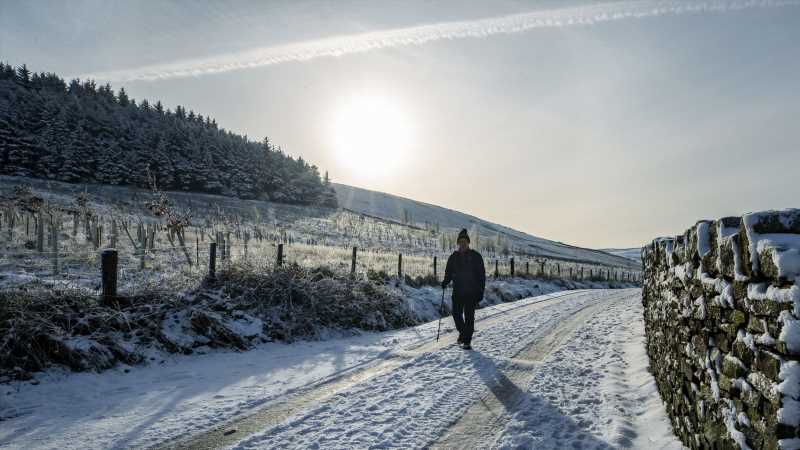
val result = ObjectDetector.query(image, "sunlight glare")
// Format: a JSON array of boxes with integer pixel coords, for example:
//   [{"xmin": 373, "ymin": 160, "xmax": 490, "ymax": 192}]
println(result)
[{"xmin": 331, "ymin": 93, "xmax": 414, "ymax": 179}]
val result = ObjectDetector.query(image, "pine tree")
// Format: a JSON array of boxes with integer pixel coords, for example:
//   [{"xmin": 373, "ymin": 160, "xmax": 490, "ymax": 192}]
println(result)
[
  {"xmin": 37, "ymin": 104, "xmax": 69, "ymax": 179},
  {"xmin": 15, "ymin": 64, "xmax": 31, "ymax": 87},
  {"xmin": 117, "ymin": 87, "xmax": 130, "ymax": 107},
  {"xmin": 150, "ymin": 138, "xmax": 175, "ymax": 187},
  {"xmin": 0, "ymin": 62, "xmax": 337, "ymax": 207}
]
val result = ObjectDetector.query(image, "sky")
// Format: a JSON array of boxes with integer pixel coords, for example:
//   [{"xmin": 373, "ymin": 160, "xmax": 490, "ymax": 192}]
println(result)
[{"xmin": 2, "ymin": 0, "xmax": 799, "ymax": 249}]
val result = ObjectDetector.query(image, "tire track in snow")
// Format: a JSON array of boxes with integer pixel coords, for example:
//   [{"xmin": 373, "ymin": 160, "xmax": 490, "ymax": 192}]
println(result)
[
  {"xmin": 157, "ymin": 289, "xmax": 605, "ymax": 450},
  {"xmin": 478, "ymin": 292, "xmax": 681, "ymax": 450},
  {"xmin": 220, "ymin": 290, "xmax": 633, "ymax": 449},
  {"xmin": 432, "ymin": 297, "xmax": 616, "ymax": 449}
]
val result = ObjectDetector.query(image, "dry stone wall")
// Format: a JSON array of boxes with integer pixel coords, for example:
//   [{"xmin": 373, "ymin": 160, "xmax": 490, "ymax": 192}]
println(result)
[{"xmin": 642, "ymin": 209, "xmax": 800, "ymax": 450}]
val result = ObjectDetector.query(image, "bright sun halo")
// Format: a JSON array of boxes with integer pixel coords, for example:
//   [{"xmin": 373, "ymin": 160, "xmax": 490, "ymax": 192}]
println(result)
[{"xmin": 331, "ymin": 94, "xmax": 413, "ymax": 179}]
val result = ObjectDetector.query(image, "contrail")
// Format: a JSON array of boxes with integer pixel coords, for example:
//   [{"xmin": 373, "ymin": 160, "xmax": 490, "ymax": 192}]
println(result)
[{"xmin": 78, "ymin": 0, "xmax": 799, "ymax": 82}]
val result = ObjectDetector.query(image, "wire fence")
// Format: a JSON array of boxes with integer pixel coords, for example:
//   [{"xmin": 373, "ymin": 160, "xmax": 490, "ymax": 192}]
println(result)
[
  {"xmin": 1, "ymin": 204, "xmax": 642, "ymax": 299},
  {"xmin": 2, "ymin": 241, "xmax": 641, "ymax": 300}
]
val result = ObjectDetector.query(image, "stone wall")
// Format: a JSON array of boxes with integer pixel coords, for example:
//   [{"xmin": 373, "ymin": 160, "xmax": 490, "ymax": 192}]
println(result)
[{"xmin": 642, "ymin": 209, "xmax": 800, "ymax": 450}]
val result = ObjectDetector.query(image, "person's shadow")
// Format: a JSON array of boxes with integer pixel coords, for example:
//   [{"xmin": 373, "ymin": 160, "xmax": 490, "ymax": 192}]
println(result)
[{"xmin": 460, "ymin": 350, "xmax": 626, "ymax": 450}]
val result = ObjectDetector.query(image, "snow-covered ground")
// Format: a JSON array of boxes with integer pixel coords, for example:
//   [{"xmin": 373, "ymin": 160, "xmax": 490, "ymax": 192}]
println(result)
[
  {"xmin": 0, "ymin": 289, "xmax": 680, "ymax": 450},
  {"xmin": 487, "ymin": 289, "xmax": 680, "ymax": 450}
]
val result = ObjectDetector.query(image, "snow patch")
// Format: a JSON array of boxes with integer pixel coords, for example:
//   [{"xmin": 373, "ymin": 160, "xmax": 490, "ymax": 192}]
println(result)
[
  {"xmin": 721, "ymin": 400, "xmax": 751, "ymax": 450},
  {"xmin": 697, "ymin": 221, "xmax": 711, "ymax": 257},
  {"xmin": 779, "ymin": 311, "xmax": 800, "ymax": 355}
]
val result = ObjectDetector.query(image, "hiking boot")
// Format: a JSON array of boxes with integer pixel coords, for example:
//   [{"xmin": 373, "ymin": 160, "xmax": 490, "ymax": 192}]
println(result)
[
  {"xmin": 462, "ymin": 343, "xmax": 472, "ymax": 350},
  {"xmin": 457, "ymin": 336, "xmax": 464, "ymax": 345}
]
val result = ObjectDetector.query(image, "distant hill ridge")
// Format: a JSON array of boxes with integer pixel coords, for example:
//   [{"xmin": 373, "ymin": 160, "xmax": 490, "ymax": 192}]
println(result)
[
  {"xmin": 333, "ymin": 183, "xmax": 641, "ymax": 269},
  {"xmin": 600, "ymin": 248, "xmax": 643, "ymax": 264}
]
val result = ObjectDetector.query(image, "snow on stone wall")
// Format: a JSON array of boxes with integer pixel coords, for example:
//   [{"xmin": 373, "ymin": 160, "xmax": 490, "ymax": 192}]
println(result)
[{"xmin": 642, "ymin": 209, "xmax": 800, "ymax": 450}]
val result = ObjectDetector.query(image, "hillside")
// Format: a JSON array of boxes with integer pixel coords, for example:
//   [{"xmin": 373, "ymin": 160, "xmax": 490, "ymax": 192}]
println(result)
[
  {"xmin": 0, "ymin": 61, "xmax": 637, "ymax": 270},
  {"xmin": 600, "ymin": 248, "xmax": 643, "ymax": 264},
  {"xmin": 334, "ymin": 183, "xmax": 640, "ymax": 269},
  {"xmin": 0, "ymin": 62, "xmax": 336, "ymax": 206}
]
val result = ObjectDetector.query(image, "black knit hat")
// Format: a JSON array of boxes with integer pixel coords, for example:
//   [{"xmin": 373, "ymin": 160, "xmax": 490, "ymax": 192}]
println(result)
[{"xmin": 457, "ymin": 228, "xmax": 470, "ymax": 243}]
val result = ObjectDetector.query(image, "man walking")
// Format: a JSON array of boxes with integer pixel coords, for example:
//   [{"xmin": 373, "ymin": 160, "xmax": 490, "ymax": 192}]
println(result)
[{"xmin": 442, "ymin": 228, "xmax": 486, "ymax": 350}]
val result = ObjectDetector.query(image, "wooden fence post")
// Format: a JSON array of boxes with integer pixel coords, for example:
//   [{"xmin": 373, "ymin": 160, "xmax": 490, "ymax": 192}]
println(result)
[
  {"xmin": 51, "ymin": 216, "xmax": 59, "ymax": 274},
  {"xmin": 433, "ymin": 256, "xmax": 438, "ymax": 280},
  {"xmin": 101, "ymin": 249, "xmax": 118, "ymax": 306},
  {"xmin": 139, "ymin": 229, "xmax": 146, "ymax": 270},
  {"xmin": 276, "ymin": 243, "xmax": 284, "ymax": 267},
  {"xmin": 494, "ymin": 260, "xmax": 499, "ymax": 278},
  {"xmin": 6, "ymin": 208, "xmax": 14, "ymax": 241},
  {"xmin": 510, "ymin": 257, "xmax": 515, "ymax": 277},
  {"xmin": 351, "ymin": 246, "xmax": 357, "ymax": 275},
  {"xmin": 37, "ymin": 212, "xmax": 44, "ymax": 253},
  {"xmin": 209, "ymin": 242, "xmax": 217, "ymax": 279},
  {"xmin": 398, "ymin": 253, "xmax": 403, "ymax": 278}
]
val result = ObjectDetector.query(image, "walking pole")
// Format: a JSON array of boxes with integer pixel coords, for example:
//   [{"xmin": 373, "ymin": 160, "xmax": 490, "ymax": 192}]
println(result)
[{"xmin": 436, "ymin": 287, "xmax": 445, "ymax": 342}]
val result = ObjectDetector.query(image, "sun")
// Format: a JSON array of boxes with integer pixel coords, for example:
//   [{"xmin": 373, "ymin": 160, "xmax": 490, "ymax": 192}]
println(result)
[{"xmin": 330, "ymin": 93, "xmax": 414, "ymax": 179}]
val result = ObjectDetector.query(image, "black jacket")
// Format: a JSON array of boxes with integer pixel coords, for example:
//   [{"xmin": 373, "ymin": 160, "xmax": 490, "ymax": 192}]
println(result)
[{"xmin": 443, "ymin": 249, "xmax": 486, "ymax": 301}]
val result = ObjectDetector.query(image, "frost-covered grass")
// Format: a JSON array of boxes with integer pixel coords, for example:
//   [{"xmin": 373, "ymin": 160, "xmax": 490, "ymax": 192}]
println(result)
[
  {"xmin": 0, "ymin": 177, "xmax": 640, "ymax": 384},
  {"xmin": 0, "ymin": 256, "xmax": 636, "ymax": 383},
  {"xmin": 0, "ymin": 175, "xmax": 641, "ymax": 297}
]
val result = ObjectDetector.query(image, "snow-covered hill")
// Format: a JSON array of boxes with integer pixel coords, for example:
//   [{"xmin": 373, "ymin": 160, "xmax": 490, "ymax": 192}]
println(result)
[
  {"xmin": 334, "ymin": 183, "xmax": 640, "ymax": 269},
  {"xmin": 0, "ymin": 174, "xmax": 638, "ymax": 272},
  {"xmin": 599, "ymin": 248, "xmax": 643, "ymax": 264}
]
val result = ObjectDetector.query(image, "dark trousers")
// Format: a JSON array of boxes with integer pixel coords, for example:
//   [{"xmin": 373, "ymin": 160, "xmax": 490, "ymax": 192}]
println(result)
[{"xmin": 452, "ymin": 296, "xmax": 476, "ymax": 344}]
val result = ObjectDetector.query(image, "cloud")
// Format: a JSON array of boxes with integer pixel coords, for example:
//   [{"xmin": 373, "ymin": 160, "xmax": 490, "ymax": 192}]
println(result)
[{"xmin": 77, "ymin": 0, "xmax": 799, "ymax": 82}]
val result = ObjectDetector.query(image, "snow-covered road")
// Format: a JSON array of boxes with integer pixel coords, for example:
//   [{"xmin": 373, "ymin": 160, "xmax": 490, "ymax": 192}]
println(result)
[{"xmin": 1, "ymin": 289, "xmax": 683, "ymax": 449}]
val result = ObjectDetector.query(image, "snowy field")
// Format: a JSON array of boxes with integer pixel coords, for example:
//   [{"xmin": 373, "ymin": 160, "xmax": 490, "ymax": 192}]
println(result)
[
  {"xmin": 0, "ymin": 175, "xmax": 640, "ymax": 297},
  {"xmin": 0, "ymin": 288, "xmax": 682, "ymax": 450}
]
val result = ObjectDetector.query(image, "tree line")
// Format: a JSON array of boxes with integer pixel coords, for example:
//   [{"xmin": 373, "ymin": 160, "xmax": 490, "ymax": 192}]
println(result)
[{"xmin": 0, "ymin": 62, "xmax": 337, "ymax": 207}]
